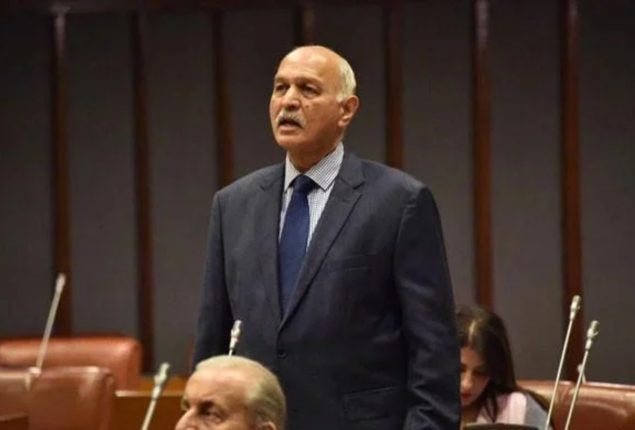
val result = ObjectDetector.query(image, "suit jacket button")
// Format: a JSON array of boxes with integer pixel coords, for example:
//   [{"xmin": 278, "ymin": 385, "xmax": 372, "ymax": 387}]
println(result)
[{"xmin": 277, "ymin": 349, "xmax": 287, "ymax": 358}]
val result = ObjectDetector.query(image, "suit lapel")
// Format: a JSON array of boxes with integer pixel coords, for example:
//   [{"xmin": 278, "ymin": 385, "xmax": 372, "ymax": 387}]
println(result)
[
  {"xmin": 257, "ymin": 165, "xmax": 284, "ymax": 323},
  {"xmin": 281, "ymin": 153, "xmax": 365, "ymax": 327}
]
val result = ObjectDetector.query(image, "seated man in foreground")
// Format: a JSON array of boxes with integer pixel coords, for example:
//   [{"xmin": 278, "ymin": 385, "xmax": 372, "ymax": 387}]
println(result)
[{"xmin": 176, "ymin": 355, "xmax": 286, "ymax": 430}]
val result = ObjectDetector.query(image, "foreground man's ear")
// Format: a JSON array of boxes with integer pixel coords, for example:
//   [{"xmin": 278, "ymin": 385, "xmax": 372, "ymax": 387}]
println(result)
[{"xmin": 258, "ymin": 422, "xmax": 277, "ymax": 430}]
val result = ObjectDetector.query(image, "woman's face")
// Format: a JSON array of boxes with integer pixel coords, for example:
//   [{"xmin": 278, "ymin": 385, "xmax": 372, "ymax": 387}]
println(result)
[{"xmin": 460, "ymin": 346, "xmax": 491, "ymax": 408}]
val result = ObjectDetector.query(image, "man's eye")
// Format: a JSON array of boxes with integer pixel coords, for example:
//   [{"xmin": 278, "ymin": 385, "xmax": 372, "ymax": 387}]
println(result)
[
  {"xmin": 302, "ymin": 86, "xmax": 318, "ymax": 95},
  {"xmin": 274, "ymin": 84, "xmax": 287, "ymax": 93},
  {"xmin": 199, "ymin": 406, "xmax": 223, "ymax": 423},
  {"xmin": 203, "ymin": 412, "xmax": 223, "ymax": 424}
]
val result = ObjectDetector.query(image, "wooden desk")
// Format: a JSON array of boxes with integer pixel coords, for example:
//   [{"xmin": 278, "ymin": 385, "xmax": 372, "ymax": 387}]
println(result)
[
  {"xmin": 138, "ymin": 376, "xmax": 186, "ymax": 391},
  {"xmin": 112, "ymin": 389, "xmax": 183, "ymax": 430},
  {"xmin": 0, "ymin": 413, "xmax": 28, "ymax": 430}
]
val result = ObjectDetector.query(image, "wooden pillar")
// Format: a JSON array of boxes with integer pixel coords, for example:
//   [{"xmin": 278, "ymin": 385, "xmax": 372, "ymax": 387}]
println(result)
[
  {"xmin": 472, "ymin": 0, "xmax": 493, "ymax": 308},
  {"xmin": 51, "ymin": 10, "xmax": 72, "ymax": 335}
]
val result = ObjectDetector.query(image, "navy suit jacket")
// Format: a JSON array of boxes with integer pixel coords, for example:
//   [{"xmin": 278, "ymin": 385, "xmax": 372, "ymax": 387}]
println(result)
[{"xmin": 194, "ymin": 152, "xmax": 460, "ymax": 429}]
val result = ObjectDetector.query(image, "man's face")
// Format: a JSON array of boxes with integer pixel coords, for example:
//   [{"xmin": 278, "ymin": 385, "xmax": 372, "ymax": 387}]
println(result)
[
  {"xmin": 175, "ymin": 369, "xmax": 256, "ymax": 430},
  {"xmin": 269, "ymin": 47, "xmax": 355, "ymax": 166}
]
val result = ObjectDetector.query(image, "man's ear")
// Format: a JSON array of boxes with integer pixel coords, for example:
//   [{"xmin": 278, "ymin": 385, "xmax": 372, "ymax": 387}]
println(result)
[
  {"xmin": 257, "ymin": 422, "xmax": 276, "ymax": 430},
  {"xmin": 338, "ymin": 95, "xmax": 360, "ymax": 128}
]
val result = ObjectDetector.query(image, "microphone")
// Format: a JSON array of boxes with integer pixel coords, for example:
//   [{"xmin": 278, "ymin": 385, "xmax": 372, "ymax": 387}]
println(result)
[
  {"xmin": 228, "ymin": 320, "xmax": 242, "ymax": 356},
  {"xmin": 584, "ymin": 320, "xmax": 599, "ymax": 350},
  {"xmin": 140, "ymin": 362, "xmax": 170, "ymax": 430},
  {"xmin": 544, "ymin": 294, "xmax": 581, "ymax": 430},
  {"xmin": 563, "ymin": 320, "xmax": 599, "ymax": 430},
  {"xmin": 36, "ymin": 273, "xmax": 66, "ymax": 370}
]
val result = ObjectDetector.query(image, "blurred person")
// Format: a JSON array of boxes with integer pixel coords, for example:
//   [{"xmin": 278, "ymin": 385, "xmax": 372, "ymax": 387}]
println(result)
[
  {"xmin": 456, "ymin": 305, "xmax": 552, "ymax": 429},
  {"xmin": 176, "ymin": 355, "xmax": 285, "ymax": 430}
]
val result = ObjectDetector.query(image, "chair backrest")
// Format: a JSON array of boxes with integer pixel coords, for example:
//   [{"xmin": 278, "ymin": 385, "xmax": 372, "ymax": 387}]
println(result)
[
  {"xmin": 0, "ymin": 336, "xmax": 142, "ymax": 389},
  {"xmin": 0, "ymin": 366, "xmax": 115, "ymax": 430},
  {"xmin": 0, "ymin": 412, "xmax": 28, "ymax": 430},
  {"xmin": 520, "ymin": 379, "xmax": 635, "ymax": 430},
  {"xmin": 0, "ymin": 368, "xmax": 33, "ymax": 415},
  {"xmin": 29, "ymin": 366, "xmax": 115, "ymax": 430}
]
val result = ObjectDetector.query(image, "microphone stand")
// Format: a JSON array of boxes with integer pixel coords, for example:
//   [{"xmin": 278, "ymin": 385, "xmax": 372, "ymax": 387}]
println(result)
[
  {"xmin": 228, "ymin": 320, "xmax": 242, "ymax": 356},
  {"xmin": 36, "ymin": 273, "xmax": 66, "ymax": 371},
  {"xmin": 141, "ymin": 362, "xmax": 170, "ymax": 430},
  {"xmin": 544, "ymin": 295, "xmax": 580, "ymax": 430},
  {"xmin": 563, "ymin": 320, "xmax": 599, "ymax": 430}
]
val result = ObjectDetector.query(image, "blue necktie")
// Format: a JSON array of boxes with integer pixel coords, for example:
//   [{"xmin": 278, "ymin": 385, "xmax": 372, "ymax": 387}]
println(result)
[{"xmin": 279, "ymin": 175, "xmax": 316, "ymax": 312}]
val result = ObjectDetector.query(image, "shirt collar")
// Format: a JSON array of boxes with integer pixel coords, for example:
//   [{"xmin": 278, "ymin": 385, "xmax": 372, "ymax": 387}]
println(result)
[{"xmin": 284, "ymin": 142, "xmax": 344, "ymax": 191}]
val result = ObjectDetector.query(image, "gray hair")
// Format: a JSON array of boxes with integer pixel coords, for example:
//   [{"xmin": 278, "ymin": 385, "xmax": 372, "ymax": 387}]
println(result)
[
  {"xmin": 337, "ymin": 55, "xmax": 356, "ymax": 101},
  {"xmin": 196, "ymin": 355, "xmax": 286, "ymax": 430}
]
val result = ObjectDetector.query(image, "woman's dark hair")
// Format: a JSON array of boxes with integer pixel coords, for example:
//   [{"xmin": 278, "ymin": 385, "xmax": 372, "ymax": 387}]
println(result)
[
  {"xmin": 456, "ymin": 304, "xmax": 519, "ymax": 421},
  {"xmin": 456, "ymin": 305, "xmax": 551, "ymax": 424}
]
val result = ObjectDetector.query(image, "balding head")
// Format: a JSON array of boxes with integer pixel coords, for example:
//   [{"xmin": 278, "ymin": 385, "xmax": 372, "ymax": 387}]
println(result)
[
  {"xmin": 282, "ymin": 45, "xmax": 356, "ymax": 101},
  {"xmin": 176, "ymin": 356, "xmax": 286, "ymax": 430}
]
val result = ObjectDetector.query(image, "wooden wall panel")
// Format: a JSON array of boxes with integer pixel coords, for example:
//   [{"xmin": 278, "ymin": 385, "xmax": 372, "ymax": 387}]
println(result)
[
  {"xmin": 489, "ymin": 0, "xmax": 562, "ymax": 379},
  {"xmin": 579, "ymin": 0, "xmax": 635, "ymax": 384},
  {"xmin": 51, "ymin": 12, "xmax": 73, "ymax": 335},
  {"xmin": 1, "ymin": 0, "xmax": 634, "ymax": 381},
  {"xmin": 0, "ymin": 16, "xmax": 54, "ymax": 336},
  {"xmin": 560, "ymin": 0, "xmax": 584, "ymax": 381},
  {"xmin": 66, "ymin": 14, "xmax": 137, "ymax": 342},
  {"xmin": 402, "ymin": 0, "xmax": 473, "ymax": 307},
  {"xmin": 384, "ymin": 1, "xmax": 403, "ymax": 169},
  {"xmin": 131, "ymin": 12, "xmax": 155, "ymax": 371},
  {"xmin": 211, "ymin": 11, "xmax": 233, "ymax": 187},
  {"xmin": 472, "ymin": 0, "xmax": 493, "ymax": 308},
  {"xmin": 146, "ymin": 13, "xmax": 217, "ymax": 373}
]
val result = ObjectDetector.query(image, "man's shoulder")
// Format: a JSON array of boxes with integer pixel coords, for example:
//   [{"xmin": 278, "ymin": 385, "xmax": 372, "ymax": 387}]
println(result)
[
  {"xmin": 350, "ymin": 154, "xmax": 428, "ymax": 193},
  {"xmin": 217, "ymin": 163, "xmax": 283, "ymax": 196}
]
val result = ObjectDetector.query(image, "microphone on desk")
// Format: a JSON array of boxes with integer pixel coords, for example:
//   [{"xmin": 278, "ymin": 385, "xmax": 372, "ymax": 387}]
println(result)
[
  {"xmin": 543, "ymin": 294, "xmax": 581, "ymax": 430},
  {"xmin": 35, "ymin": 273, "xmax": 66, "ymax": 371},
  {"xmin": 140, "ymin": 361, "xmax": 170, "ymax": 430},
  {"xmin": 228, "ymin": 320, "xmax": 242, "ymax": 356},
  {"xmin": 563, "ymin": 320, "xmax": 599, "ymax": 430}
]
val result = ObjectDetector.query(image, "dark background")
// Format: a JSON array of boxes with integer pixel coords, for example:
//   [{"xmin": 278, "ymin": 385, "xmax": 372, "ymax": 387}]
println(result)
[{"xmin": 1, "ymin": 0, "xmax": 633, "ymax": 381}]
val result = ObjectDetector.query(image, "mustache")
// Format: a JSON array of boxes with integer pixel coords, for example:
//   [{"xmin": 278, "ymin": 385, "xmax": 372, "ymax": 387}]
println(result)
[{"xmin": 276, "ymin": 111, "xmax": 305, "ymax": 128}]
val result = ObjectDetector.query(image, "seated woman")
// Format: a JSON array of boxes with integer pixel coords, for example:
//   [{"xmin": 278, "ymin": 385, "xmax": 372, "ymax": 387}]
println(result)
[{"xmin": 456, "ymin": 304, "xmax": 553, "ymax": 429}]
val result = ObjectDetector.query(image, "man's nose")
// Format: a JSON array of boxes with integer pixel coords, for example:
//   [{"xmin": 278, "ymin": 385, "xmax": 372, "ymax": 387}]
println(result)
[
  {"xmin": 174, "ymin": 410, "xmax": 196, "ymax": 430},
  {"xmin": 281, "ymin": 86, "xmax": 301, "ymax": 108}
]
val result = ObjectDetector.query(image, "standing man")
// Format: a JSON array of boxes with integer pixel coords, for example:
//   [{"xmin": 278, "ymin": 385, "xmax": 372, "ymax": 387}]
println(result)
[{"xmin": 193, "ymin": 45, "xmax": 459, "ymax": 429}]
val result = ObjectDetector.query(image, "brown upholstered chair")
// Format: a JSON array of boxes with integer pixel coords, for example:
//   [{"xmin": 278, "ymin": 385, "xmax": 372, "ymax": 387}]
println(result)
[
  {"xmin": 29, "ymin": 366, "xmax": 115, "ymax": 430},
  {"xmin": 0, "ymin": 368, "xmax": 33, "ymax": 415},
  {"xmin": 521, "ymin": 379, "xmax": 635, "ymax": 430},
  {"xmin": 0, "ymin": 412, "xmax": 28, "ymax": 430},
  {"xmin": 0, "ymin": 366, "xmax": 115, "ymax": 430},
  {"xmin": 0, "ymin": 336, "xmax": 142, "ymax": 389}
]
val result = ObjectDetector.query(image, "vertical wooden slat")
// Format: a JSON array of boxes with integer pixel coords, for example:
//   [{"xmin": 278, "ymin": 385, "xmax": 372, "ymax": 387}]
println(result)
[
  {"xmin": 211, "ymin": 10, "xmax": 233, "ymax": 186},
  {"xmin": 561, "ymin": 0, "xmax": 584, "ymax": 380},
  {"xmin": 384, "ymin": 0, "xmax": 403, "ymax": 169},
  {"xmin": 472, "ymin": 0, "xmax": 493, "ymax": 307},
  {"xmin": 295, "ymin": 1, "xmax": 316, "ymax": 46},
  {"xmin": 131, "ymin": 11, "xmax": 154, "ymax": 372},
  {"xmin": 51, "ymin": 10, "xmax": 72, "ymax": 335}
]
